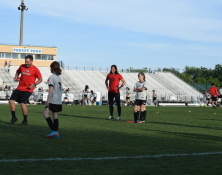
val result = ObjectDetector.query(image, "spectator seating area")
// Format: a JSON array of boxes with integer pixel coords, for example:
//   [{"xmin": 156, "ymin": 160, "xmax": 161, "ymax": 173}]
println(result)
[
  {"xmin": 0, "ymin": 66, "xmax": 203, "ymax": 103},
  {"xmin": 61, "ymin": 70, "xmax": 203, "ymax": 102}
]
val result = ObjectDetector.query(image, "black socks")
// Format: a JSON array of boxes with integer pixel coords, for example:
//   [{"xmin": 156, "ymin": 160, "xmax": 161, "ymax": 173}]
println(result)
[
  {"xmin": 46, "ymin": 118, "xmax": 55, "ymax": 131},
  {"xmin": 134, "ymin": 111, "xmax": 139, "ymax": 122},
  {"xmin": 46, "ymin": 118, "xmax": 59, "ymax": 131},
  {"xmin": 53, "ymin": 119, "xmax": 59, "ymax": 131},
  {"xmin": 23, "ymin": 115, "xmax": 27, "ymax": 122},
  {"xmin": 136, "ymin": 111, "xmax": 147, "ymax": 122},
  {"xmin": 140, "ymin": 111, "xmax": 147, "ymax": 121},
  {"xmin": 11, "ymin": 111, "xmax": 16, "ymax": 119}
]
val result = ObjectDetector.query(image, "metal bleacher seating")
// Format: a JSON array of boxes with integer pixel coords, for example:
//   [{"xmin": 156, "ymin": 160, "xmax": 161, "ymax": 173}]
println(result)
[{"xmin": 0, "ymin": 66, "xmax": 204, "ymax": 103}]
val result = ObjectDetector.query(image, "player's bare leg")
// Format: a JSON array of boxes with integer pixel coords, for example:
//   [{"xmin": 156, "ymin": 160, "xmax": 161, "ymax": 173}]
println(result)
[{"xmin": 9, "ymin": 100, "xmax": 16, "ymax": 111}]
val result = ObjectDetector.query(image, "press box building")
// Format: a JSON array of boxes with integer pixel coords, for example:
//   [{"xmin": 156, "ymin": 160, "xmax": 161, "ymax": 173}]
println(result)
[{"xmin": 0, "ymin": 44, "xmax": 57, "ymax": 67}]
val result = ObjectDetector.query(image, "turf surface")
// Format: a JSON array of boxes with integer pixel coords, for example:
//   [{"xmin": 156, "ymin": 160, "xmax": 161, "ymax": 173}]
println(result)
[{"xmin": 0, "ymin": 104, "xmax": 222, "ymax": 174}]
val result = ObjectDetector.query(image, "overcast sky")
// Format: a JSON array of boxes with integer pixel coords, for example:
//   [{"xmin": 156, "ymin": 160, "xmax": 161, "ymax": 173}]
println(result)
[{"xmin": 1, "ymin": 0, "xmax": 222, "ymax": 71}]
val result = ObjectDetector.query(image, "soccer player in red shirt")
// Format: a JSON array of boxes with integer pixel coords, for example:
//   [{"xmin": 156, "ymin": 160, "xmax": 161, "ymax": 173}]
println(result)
[
  {"xmin": 105, "ymin": 65, "xmax": 126, "ymax": 120},
  {"xmin": 9, "ymin": 55, "xmax": 42, "ymax": 125},
  {"xmin": 210, "ymin": 83, "xmax": 218, "ymax": 108}
]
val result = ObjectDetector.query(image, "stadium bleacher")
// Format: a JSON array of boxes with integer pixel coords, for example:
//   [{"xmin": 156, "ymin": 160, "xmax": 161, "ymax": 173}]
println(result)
[{"xmin": 0, "ymin": 66, "xmax": 204, "ymax": 104}]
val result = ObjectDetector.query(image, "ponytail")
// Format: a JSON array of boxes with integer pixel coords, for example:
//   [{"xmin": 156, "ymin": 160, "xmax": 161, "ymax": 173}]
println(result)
[{"xmin": 50, "ymin": 61, "xmax": 62, "ymax": 75}]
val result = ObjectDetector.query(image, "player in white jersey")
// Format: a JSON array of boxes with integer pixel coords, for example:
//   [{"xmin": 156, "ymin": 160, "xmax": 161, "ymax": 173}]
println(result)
[
  {"xmin": 43, "ymin": 61, "xmax": 63, "ymax": 138},
  {"xmin": 152, "ymin": 90, "xmax": 157, "ymax": 106},
  {"xmin": 133, "ymin": 72, "xmax": 148, "ymax": 123},
  {"xmin": 204, "ymin": 90, "xmax": 211, "ymax": 106},
  {"xmin": 125, "ymin": 87, "xmax": 131, "ymax": 106}
]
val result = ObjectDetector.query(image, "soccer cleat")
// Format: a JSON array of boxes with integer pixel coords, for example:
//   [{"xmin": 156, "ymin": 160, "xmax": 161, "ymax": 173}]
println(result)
[
  {"xmin": 117, "ymin": 116, "xmax": 121, "ymax": 120},
  {"xmin": 20, "ymin": 120, "xmax": 28, "ymax": 125},
  {"xmin": 141, "ymin": 120, "xmax": 146, "ymax": 123},
  {"xmin": 46, "ymin": 131, "xmax": 59, "ymax": 138},
  {"xmin": 54, "ymin": 134, "xmax": 59, "ymax": 138},
  {"xmin": 106, "ymin": 116, "xmax": 114, "ymax": 120},
  {"xmin": 10, "ymin": 117, "xmax": 18, "ymax": 125},
  {"xmin": 134, "ymin": 120, "xmax": 142, "ymax": 123}
]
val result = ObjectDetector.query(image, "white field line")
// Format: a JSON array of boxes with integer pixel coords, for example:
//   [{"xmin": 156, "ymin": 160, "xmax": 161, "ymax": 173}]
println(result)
[{"xmin": 0, "ymin": 152, "xmax": 222, "ymax": 163}]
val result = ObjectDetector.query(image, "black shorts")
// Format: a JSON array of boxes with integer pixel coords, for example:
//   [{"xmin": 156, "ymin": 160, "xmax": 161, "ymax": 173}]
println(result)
[
  {"xmin": 218, "ymin": 95, "xmax": 222, "ymax": 98},
  {"xmin": 48, "ymin": 103, "xmax": 62, "ymax": 112},
  {"xmin": 211, "ymin": 97, "xmax": 217, "ymax": 102},
  {"xmin": 206, "ymin": 98, "xmax": 210, "ymax": 100},
  {"xmin": 135, "ymin": 100, "xmax": 146, "ymax": 106},
  {"xmin": 153, "ymin": 97, "xmax": 157, "ymax": 101},
  {"xmin": 10, "ymin": 89, "xmax": 32, "ymax": 104},
  {"xmin": 126, "ymin": 97, "xmax": 130, "ymax": 100},
  {"xmin": 84, "ymin": 94, "xmax": 87, "ymax": 97}
]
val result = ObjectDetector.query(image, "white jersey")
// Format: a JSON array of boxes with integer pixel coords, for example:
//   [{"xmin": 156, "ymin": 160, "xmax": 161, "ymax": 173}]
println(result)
[
  {"xmin": 205, "ymin": 93, "xmax": 210, "ymax": 98},
  {"xmin": 153, "ymin": 92, "xmax": 157, "ymax": 98},
  {"xmin": 84, "ymin": 89, "xmax": 90, "ymax": 95},
  {"xmin": 134, "ymin": 81, "xmax": 148, "ymax": 100},
  {"xmin": 219, "ymin": 89, "xmax": 222, "ymax": 95},
  {"xmin": 48, "ymin": 73, "xmax": 63, "ymax": 105}
]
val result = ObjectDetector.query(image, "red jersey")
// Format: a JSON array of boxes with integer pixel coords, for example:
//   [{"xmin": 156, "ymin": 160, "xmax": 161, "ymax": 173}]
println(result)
[
  {"xmin": 210, "ymin": 86, "xmax": 217, "ymax": 97},
  {"xmin": 16, "ymin": 64, "xmax": 42, "ymax": 92},
  {"xmin": 106, "ymin": 73, "xmax": 123, "ymax": 93}
]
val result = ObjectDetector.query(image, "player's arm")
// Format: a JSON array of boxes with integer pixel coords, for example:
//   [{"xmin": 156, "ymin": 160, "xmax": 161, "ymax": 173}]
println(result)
[
  {"xmin": 134, "ymin": 87, "xmax": 143, "ymax": 92},
  {"xmin": 139, "ymin": 87, "xmax": 146, "ymax": 92},
  {"xmin": 29, "ymin": 78, "xmax": 43, "ymax": 89},
  {"xmin": 143, "ymin": 83, "xmax": 148, "ymax": 92},
  {"xmin": 13, "ymin": 67, "xmax": 21, "ymax": 80},
  {"xmin": 117, "ymin": 78, "xmax": 126, "ymax": 90},
  {"xmin": 46, "ymin": 85, "xmax": 53, "ymax": 107},
  {"xmin": 210, "ymin": 88, "xmax": 213, "ymax": 95},
  {"xmin": 136, "ymin": 85, "xmax": 147, "ymax": 92},
  {"xmin": 13, "ymin": 72, "xmax": 20, "ymax": 81},
  {"xmin": 105, "ymin": 77, "xmax": 109, "ymax": 90},
  {"xmin": 35, "ymin": 78, "xmax": 42, "ymax": 86}
]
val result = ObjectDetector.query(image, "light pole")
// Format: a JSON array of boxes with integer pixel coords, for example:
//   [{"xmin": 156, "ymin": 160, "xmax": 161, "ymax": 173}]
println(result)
[{"xmin": 18, "ymin": 0, "xmax": 28, "ymax": 46}]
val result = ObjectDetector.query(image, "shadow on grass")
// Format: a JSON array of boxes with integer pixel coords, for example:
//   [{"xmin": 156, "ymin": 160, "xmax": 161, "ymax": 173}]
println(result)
[
  {"xmin": 35, "ymin": 111, "xmax": 127, "ymax": 121},
  {"xmin": 149, "ymin": 121, "xmax": 222, "ymax": 131},
  {"xmin": 1, "ymin": 116, "xmax": 221, "ymax": 161},
  {"xmin": 0, "ymin": 119, "xmax": 12, "ymax": 125},
  {"xmin": 141, "ymin": 128, "xmax": 222, "ymax": 142},
  {"xmin": 34, "ymin": 111, "xmax": 108, "ymax": 120},
  {"xmin": 199, "ymin": 118, "xmax": 222, "ymax": 122}
]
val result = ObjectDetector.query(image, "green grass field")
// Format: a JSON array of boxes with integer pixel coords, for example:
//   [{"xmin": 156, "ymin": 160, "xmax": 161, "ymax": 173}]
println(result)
[{"xmin": 0, "ymin": 104, "xmax": 222, "ymax": 175}]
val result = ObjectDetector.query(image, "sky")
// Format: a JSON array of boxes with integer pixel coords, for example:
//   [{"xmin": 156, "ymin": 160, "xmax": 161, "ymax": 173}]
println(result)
[{"xmin": 1, "ymin": 0, "xmax": 222, "ymax": 71}]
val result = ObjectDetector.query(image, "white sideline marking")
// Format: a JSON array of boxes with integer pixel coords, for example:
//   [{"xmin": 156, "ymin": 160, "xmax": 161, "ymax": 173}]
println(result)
[{"xmin": 1, "ymin": 152, "xmax": 222, "ymax": 163}]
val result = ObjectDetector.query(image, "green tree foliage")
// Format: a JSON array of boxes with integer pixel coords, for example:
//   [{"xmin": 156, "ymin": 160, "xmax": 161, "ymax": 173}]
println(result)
[
  {"xmin": 196, "ymin": 77, "xmax": 206, "ymax": 84},
  {"xmin": 175, "ymin": 64, "xmax": 222, "ymax": 88}
]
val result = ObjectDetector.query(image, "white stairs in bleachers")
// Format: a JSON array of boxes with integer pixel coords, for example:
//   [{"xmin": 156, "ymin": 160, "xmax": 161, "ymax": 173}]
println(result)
[
  {"xmin": 0, "ymin": 67, "xmax": 18, "ymax": 89},
  {"xmin": 2, "ymin": 66, "xmax": 203, "ymax": 102}
]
